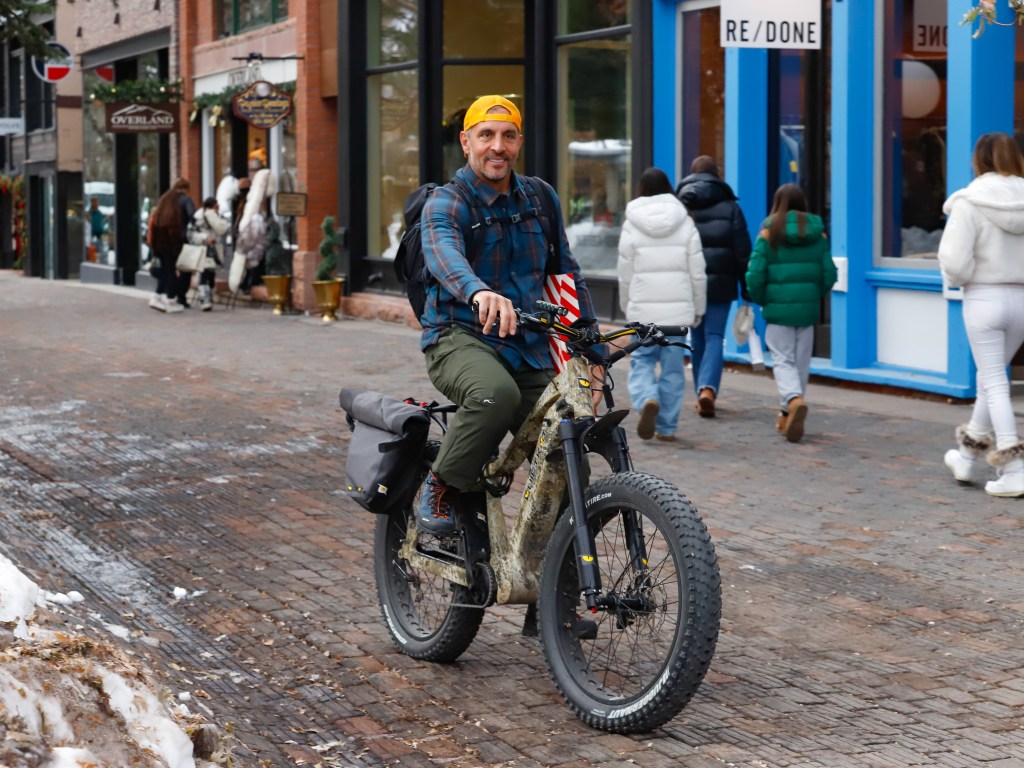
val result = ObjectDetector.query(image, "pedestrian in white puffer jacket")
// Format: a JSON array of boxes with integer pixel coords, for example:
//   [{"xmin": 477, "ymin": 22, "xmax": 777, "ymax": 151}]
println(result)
[
  {"xmin": 937, "ymin": 132, "xmax": 1024, "ymax": 498},
  {"xmin": 618, "ymin": 167, "xmax": 706, "ymax": 442}
]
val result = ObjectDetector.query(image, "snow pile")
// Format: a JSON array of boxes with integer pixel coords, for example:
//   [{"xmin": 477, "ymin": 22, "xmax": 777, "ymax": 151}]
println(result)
[{"xmin": 0, "ymin": 553, "xmax": 226, "ymax": 767}]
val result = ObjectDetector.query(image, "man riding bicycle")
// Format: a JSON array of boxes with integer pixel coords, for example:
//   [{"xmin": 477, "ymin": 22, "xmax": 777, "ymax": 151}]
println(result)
[{"xmin": 417, "ymin": 94, "xmax": 601, "ymax": 534}]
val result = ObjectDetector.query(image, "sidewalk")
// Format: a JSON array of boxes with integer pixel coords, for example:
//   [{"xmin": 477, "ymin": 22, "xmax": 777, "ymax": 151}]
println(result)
[{"xmin": 1, "ymin": 271, "xmax": 1023, "ymax": 767}]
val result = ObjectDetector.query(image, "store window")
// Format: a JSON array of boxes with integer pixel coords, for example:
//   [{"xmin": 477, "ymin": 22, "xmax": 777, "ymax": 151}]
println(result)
[
  {"xmin": 367, "ymin": 0, "xmax": 418, "ymax": 261},
  {"xmin": 219, "ymin": 0, "xmax": 289, "ymax": 36},
  {"xmin": 681, "ymin": 3, "xmax": 725, "ymax": 178},
  {"xmin": 83, "ymin": 68, "xmax": 116, "ymax": 265},
  {"xmin": 768, "ymin": 0, "xmax": 831, "ymax": 225},
  {"xmin": 882, "ymin": 0, "xmax": 948, "ymax": 259},
  {"xmin": 557, "ymin": 4, "xmax": 632, "ymax": 277}
]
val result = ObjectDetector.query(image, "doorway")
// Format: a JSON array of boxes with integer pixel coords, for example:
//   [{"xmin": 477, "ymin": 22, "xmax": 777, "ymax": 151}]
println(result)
[{"xmin": 680, "ymin": 1, "xmax": 725, "ymax": 182}]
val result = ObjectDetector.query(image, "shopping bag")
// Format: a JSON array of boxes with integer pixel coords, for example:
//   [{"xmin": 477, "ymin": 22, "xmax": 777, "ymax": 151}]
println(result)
[
  {"xmin": 543, "ymin": 273, "xmax": 579, "ymax": 374},
  {"xmin": 175, "ymin": 243, "xmax": 206, "ymax": 273}
]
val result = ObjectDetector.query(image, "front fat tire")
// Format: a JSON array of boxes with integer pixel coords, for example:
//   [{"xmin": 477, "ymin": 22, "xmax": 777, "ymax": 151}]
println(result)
[
  {"xmin": 373, "ymin": 501, "xmax": 484, "ymax": 663},
  {"xmin": 538, "ymin": 472, "xmax": 721, "ymax": 733}
]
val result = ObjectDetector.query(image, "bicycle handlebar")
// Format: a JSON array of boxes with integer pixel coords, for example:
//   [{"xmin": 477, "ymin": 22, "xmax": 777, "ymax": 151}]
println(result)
[{"xmin": 469, "ymin": 300, "xmax": 690, "ymax": 368}]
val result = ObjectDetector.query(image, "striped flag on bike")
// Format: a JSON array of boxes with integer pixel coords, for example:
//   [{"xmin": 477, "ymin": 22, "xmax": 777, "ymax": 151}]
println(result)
[{"xmin": 543, "ymin": 273, "xmax": 579, "ymax": 373}]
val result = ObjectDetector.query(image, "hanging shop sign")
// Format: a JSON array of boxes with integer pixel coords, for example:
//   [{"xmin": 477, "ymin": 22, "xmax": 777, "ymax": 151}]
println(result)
[
  {"xmin": 104, "ymin": 103, "xmax": 178, "ymax": 133},
  {"xmin": 31, "ymin": 41, "xmax": 73, "ymax": 83},
  {"xmin": 232, "ymin": 81, "xmax": 293, "ymax": 129},
  {"xmin": 720, "ymin": 0, "xmax": 822, "ymax": 50}
]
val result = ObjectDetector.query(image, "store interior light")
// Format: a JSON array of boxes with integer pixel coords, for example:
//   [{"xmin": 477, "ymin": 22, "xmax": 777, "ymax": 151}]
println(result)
[{"xmin": 255, "ymin": 82, "xmax": 272, "ymax": 98}]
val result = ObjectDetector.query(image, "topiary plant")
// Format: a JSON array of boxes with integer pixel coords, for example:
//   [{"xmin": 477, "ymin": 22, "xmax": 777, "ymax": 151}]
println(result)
[
  {"xmin": 263, "ymin": 219, "xmax": 290, "ymax": 276},
  {"xmin": 316, "ymin": 215, "xmax": 340, "ymax": 281}
]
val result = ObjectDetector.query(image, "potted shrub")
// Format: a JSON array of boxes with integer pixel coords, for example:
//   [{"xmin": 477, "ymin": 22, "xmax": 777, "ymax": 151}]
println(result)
[
  {"xmin": 312, "ymin": 215, "xmax": 344, "ymax": 322},
  {"xmin": 262, "ymin": 219, "xmax": 291, "ymax": 315}
]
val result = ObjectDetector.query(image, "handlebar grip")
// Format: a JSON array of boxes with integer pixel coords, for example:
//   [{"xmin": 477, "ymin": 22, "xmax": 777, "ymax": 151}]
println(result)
[
  {"xmin": 535, "ymin": 300, "xmax": 568, "ymax": 316},
  {"xmin": 659, "ymin": 326, "xmax": 689, "ymax": 337}
]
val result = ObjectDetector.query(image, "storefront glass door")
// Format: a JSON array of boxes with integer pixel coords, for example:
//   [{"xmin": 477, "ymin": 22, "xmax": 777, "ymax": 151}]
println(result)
[{"xmin": 680, "ymin": 2, "xmax": 725, "ymax": 181}]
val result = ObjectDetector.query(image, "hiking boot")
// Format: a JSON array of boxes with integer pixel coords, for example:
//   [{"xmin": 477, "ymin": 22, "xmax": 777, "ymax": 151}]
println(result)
[
  {"xmin": 637, "ymin": 399, "xmax": 659, "ymax": 440},
  {"xmin": 784, "ymin": 396, "xmax": 808, "ymax": 443},
  {"xmin": 697, "ymin": 388, "xmax": 716, "ymax": 418},
  {"xmin": 416, "ymin": 471, "xmax": 460, "ymax": 535}
]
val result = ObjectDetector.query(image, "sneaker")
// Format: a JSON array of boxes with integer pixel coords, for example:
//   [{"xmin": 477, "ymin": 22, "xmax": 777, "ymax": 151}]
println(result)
[
  {"xmin": 943, "ymin": 449, "xmax": 974, "ymax": 483},
  {"xmin": 785, "ymin": 397, "xmax": 808, "ymax": 443},
  {"xmin": 697, "ymin": 388, "xmax": 716, "ymax": 418},
  {"xmin": 198, "ymin": 285, "xmax": 213, "ymax": 311},
  {"xmin": 416, "ymin": 471, "xmax": 460, "ymax": 535},
  {"xmin": 164, "ymin": 301, "xmax": 184, "ymax": 314},
  {"xmin": 637, "ymin": 400, "xmax": 659, "ymax": 440},
  {"xmin": 148, "ymin": 293, "xmax": 167, "ymax": 312}
]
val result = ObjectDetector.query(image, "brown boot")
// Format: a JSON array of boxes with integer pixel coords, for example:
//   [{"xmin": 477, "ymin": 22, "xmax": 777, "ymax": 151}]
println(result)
[
  {"xmin": 637, "ymin": 399, "xmax": 659, "ymax": 440},
  {"xmin": 697, "ymin": 388, "xmax": 716, "ymax": 418},
  {"xmin": 776, "ymin": 411, "xmax": 788, "ymax": 434},
  {"xmin": 785, "ymin": 396, "xmax": 808, "ymax": 443}
]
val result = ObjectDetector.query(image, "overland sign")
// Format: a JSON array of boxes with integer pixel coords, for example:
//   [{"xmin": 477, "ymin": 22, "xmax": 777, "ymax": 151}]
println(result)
[{"xmin": 105, "ymin": 103, "xmax": 178, "ymax": 133}]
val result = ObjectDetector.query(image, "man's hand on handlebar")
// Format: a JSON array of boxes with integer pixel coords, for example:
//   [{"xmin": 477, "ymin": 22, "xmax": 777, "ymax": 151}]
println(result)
[{"xmin": 471, "ymin": 290, "xmax": 517, "ymax": 338}]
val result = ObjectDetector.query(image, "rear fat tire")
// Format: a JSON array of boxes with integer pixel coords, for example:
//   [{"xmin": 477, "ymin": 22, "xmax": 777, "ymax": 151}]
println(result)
[
  {"xmin": 373, "ymin": 442, "xmax": 484, "ymax": 662},
  {"xmin": 538, "ymin": 472, "xmax": 721, "ymax": 733}
]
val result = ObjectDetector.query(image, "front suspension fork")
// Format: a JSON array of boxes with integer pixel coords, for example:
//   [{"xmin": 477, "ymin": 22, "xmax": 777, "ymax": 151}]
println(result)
[{"xmin": 560, "ymin": 417, "xmax": 650, "ymax": 612}]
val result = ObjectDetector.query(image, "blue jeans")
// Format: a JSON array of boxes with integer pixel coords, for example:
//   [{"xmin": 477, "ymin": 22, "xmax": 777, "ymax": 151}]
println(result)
[
  {"xmin": 689, "ymin": 302, "xmax": 731, "ymax": 396},
  {"xmin": 627, "ymin": 337, "xmax": 686, "ymax": 437}
]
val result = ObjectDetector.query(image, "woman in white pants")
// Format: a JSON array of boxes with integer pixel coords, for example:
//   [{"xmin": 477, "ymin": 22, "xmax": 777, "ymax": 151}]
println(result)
[{"xmin": 938, "ymin": 132, "xmax": 1024, "ymax": 498}]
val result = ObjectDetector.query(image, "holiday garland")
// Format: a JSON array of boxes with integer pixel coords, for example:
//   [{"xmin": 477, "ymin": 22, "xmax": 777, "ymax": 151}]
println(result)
[
  {"xmin": 90, "ymin": 78, "xmax": 183, "ymax": 104},
  {"xmin": 190, "ymin": 81, "xmax": 296, "ymax": 123}
]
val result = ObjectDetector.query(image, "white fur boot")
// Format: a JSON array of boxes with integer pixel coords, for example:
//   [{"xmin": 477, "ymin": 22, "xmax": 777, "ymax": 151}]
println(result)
[
  {"xmin": 943, "ymin": 424, "xmax": 992, "ymax": 483},
  {"xmin": 985, "ymin": 441, "xmax": 1024, "ymax": 498}
]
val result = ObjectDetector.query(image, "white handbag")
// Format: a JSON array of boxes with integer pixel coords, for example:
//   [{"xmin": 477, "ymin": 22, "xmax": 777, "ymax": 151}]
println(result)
[
  {"xmin": 176, "ymin": 243, "xmax": 206, "ymax": 272},
  {"xmin": 732, "ymin": 303, "xmax": 754, "ymax": 345}
]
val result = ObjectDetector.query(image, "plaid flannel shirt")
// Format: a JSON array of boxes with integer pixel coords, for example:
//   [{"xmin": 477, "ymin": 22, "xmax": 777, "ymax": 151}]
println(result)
[{"xmin": 419, "ymin": 166, "xmax": 596, "ymax": 370}]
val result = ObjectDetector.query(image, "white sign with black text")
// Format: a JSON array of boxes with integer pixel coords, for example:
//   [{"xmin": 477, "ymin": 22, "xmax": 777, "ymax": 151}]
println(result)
[
  {"xmin": 913, "ymin": 0, "xmax": 947, "ymax": 52},
  {"xmin": 720, "ymin": 0, "xmax": 822, "ymax": 50},
  {"xmin": 0, "ymin": 117, "xmax": 24, "ymax": 136}
]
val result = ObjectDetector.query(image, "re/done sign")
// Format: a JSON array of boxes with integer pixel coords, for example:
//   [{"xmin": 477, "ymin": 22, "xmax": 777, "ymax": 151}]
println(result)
[{"xmin": 720, "ymin": 0, "xmax": 823, "ymax": 50}]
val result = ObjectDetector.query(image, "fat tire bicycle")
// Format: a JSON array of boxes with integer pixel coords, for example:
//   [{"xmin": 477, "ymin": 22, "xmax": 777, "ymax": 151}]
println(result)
[{"xmin": 365, "ymin": 302, "xmax": 721, "ymax": 733}]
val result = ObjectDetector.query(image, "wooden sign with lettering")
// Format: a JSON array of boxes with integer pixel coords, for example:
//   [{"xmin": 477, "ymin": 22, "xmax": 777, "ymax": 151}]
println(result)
[{"xmin": 232, "ymin": 81, "xmax": 293, "ymax": 129}]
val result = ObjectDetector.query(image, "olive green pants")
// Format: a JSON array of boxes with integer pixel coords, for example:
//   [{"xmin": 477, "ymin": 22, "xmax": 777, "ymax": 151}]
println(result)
[{"xmin": 425, "ymin": 327, "xmax": 553, "ymax": 490}]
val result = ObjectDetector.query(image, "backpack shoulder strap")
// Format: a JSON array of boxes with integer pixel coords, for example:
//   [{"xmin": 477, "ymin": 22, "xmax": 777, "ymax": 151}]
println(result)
[
  {"xmin": 521, "ymin": 175, "xmax": 561, "ymax": 275},
  {"xmin": 445, "ymin": 174, "xmax": 486, "ymax": 261}
]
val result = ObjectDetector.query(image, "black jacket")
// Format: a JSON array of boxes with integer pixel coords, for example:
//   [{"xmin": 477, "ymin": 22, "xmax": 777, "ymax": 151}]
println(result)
[{"xmin": 676, "ymin": 173, "xmax": 752, "ymax": 304}]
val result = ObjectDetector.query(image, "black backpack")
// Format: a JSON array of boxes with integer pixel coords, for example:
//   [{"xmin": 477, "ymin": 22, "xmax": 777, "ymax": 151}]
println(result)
[{"xmin": 393, "ymin": 174, "xmax": 560, "ymax": 320}]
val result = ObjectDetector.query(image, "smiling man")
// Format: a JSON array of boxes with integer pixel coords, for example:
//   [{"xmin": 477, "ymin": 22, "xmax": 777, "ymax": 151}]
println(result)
[{"xmin": 415, "ymin": 94, "xmax": 598, "ymax": 535}]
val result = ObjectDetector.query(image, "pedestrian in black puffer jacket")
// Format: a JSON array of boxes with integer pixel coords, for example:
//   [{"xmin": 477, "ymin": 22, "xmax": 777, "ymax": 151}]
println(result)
[{"xmin": 676, "ymin": 155, "xmax": 752, "ymax": 418}]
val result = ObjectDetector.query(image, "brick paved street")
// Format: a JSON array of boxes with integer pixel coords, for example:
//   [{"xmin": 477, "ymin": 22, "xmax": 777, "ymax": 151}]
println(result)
[{"xmin": 1, "ymin": 271, "xmax": 1023, "ymax": 767}]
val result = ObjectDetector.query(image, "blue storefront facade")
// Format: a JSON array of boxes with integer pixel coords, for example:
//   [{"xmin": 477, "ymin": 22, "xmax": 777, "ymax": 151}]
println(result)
[{"xmin": 652, "ymin": 0, "xmax": 1021, "ymax": 399}]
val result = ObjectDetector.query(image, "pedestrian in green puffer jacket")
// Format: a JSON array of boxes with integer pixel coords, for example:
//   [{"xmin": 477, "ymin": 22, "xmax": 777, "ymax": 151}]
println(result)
[{"xmin": 746, "ymin": 184, "xmax": 837, "ymax": 443}]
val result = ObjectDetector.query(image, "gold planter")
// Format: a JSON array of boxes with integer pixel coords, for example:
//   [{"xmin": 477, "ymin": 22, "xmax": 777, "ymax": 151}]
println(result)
[
  {"xmin": 312, "ymin": 278, "xmax": 344, "ymax": 322},
  {"xmin": 262, "ymin": 274, "xmax": 291, "ymax": 315}
]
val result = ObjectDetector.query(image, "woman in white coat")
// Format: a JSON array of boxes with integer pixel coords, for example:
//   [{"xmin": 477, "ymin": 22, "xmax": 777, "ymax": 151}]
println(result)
[
  {"xmin": 618, "ymin": 167, "xmax": 706, "ymax": 441},
  {"xmin": 938, "ymin": 132, "xmax": 1024, "ymax": 497}
]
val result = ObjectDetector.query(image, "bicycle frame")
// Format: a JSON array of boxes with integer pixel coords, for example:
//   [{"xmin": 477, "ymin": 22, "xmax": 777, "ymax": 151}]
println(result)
[{"xmin": 397, "ymin": 353, "xmax": 632, "ymax": 605}]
